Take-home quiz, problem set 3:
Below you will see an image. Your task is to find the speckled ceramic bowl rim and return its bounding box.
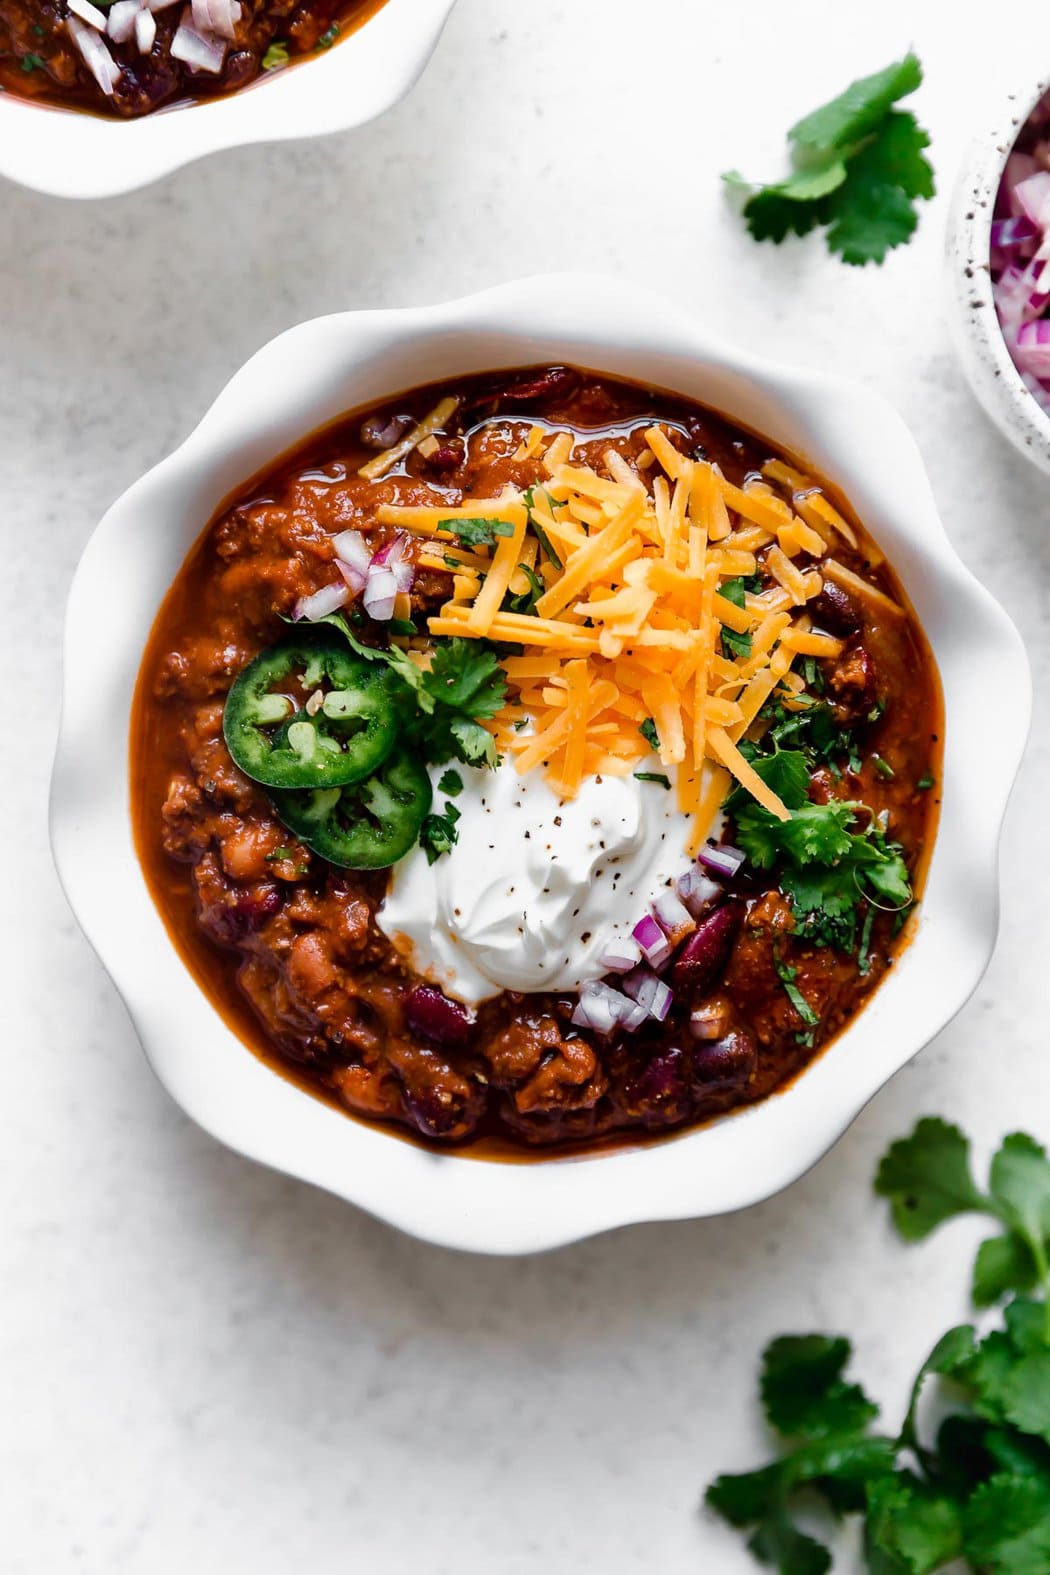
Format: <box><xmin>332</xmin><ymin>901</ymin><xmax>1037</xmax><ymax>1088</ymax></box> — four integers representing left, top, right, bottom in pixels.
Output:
<box><xmin>50</xmin><ymin>273</ymin><xmax>1031</xmax><ymax>1255</ymax></box>
<box><xmin>0</xmin><ymin>0</ymin><xmax>456</xmax><ymax>199</ymax></box>
<box><xmin>946</xmin><ymin>74</ymin><xmax>1050</xmax><ymax>476</ymax></box>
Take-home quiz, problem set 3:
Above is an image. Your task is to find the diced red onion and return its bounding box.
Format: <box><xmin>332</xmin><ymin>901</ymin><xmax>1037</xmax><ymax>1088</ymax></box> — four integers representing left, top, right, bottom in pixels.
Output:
<box><xmin>293</xmin><ymin>581</ymin><xmax>350</xmax><ymax>622</ymax></box>
<box><xmin>171</xmin><ymin>10</ymin><xmax>226</xmax><ymax>71</ymax></box>
<box><xmin>67</xmin><ymin>16</ymin><xmax>121</xmax><ymax>92</ymax></box>
<box><xmin>363</xmin><ymin>563</ymin><xmax>398</xmax><ymax>622</ymax></box>
<box><xmin>571</xmin><ymin>980</ymin><xmax>644</xmax><ymax>1037</ymax></box>
<box><xmin>190</xmin><ymin>0</ymin><xmax>239</xmax><ymax>38</ymax></box>
<box><xmin>631</xmin><ymin>912</ymin><xmax>671</xmax><ymax>969</ymax></box>
<box><xmin>621</xmin><ymin>967</ymin><xmax>673</xmax><ymax>1022</ymax></box>
<box><xmin>69</xmin><ymin>0</ymin><xmax>108</xmax><ymax>29</ymax></box>
<box><xmin>1014</xmin><ymin>172</ymin><xmax>1050</xmax><ymax>230</ymax></box>
<box><xmin>134</xmin><ymin>7</ymin><xmax>155</xmax><ymax>49</ymax></box>
<box><xmin>651</xmin><ymin>889</ymin><xmax>696</xmax><ymax>946</ymax></box>
<box><xmin>331</xmin><ymin>529</ymin><xmax>372</xmax><ymax>574</ymax></box>
<box><xmin>675</xmin><ymin>865</ymin><xmax>722</xmax><ymax>918</ymax></box>
<box><xmin>599</xmin><ymin>936</ymin><xmax>643</xmax><ymax>974</ymax></box>
<box><xmin>371</xmin><ymin>532</ymin><xmax>416</xmax><ymax>594</ymax></box>
<box><xmin>1016</xmin><ymin>318</ymin><xmax>1050</xmax><ymax>378</ymax></box>
<box><xmin>697</xmin><ymin>842</ymin><xmax>747</xmax><ymax>882</ymax></box>
<box><xmin>690</xmin><ymin>1000</ymin><xmax>731</xmax><ymax>1041</ymax></box>
<box><xmin>146</xmin><ymin>0</ymin><xmax>181</xmax><ymax>11</ymax></box>
<box><xmin>991</xmin><ymin>216</ymin><xmax>1039</xmax><ymax>256</ymax></box>
<box><xmin>106</xmin><ymin>0</ymin><xmax>140</xmax><ymax>41</ymax></box>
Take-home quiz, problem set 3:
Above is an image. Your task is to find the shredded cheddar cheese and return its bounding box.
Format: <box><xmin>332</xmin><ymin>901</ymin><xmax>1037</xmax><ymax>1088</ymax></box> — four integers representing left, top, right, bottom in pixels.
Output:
<box><xmin>383</xmin><ymin>428</ymin><xmax>873</xmax><ymax>829</ymax></box>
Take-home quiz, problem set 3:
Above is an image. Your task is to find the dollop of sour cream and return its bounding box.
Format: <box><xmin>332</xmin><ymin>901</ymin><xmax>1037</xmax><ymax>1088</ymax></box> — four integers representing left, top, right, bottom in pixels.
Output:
<box><xmin>377</xmin><ymin>760</ymin><xmax>708</xmax><ymax>1006</ymax></box>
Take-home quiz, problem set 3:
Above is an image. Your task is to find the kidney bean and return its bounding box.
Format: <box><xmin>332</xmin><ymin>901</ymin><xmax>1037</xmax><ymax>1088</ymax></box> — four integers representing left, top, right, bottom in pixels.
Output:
<box><xmin>692</xmin><ymin>1031</ymin><xmax>757</xmax><ymax>1091</ymax></box>
<box><xmin>811</xmin><ymin>579</ymin><xmax>863</xmax><ymax>637</ymax></box>
<box><xmin>405</xmin><ymin>984</ymin><xmax>476</xmax><ymax>1049</ymax></box>
<box><xmin>425</xmin><ymin>441</ymin><xmax>463</xmax><ymax>474</ymax></box>
<box><xmin>621</xmin><ymin>1046</ymin><xmax>690</xmax><ymax>1126</ymax></box>
<box><xmin>208</xmin><ymin>884</ymin><xmax>281</xmax><ymax>944</ymax></box>
<box><xmin>672</xmin><ymin>902</ymin><xmax>743</xmax><ymax>994</ymax></box>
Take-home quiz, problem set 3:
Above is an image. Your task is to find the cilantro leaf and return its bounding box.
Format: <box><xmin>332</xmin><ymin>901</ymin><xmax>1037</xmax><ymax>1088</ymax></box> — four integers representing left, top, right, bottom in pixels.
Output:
<box><xmin>640</xmin><ymin>716</ymin><xmax>660</xmax><ymax>751</ymax></box>
<box><xmin>421</xmin><ymin>638</ymin><xmax>507</xmax><ymax>719</ymax></box>
<box><xmin>961</xmin><ymin>1472</ymin><xmax>1050</xmax><ymax>1572</ymax></box>
<box><xmin>863</xmin><ymin>1472</ymin><xmax>962</xmax><ymax>1575</ymax></box>
<box><xmin>725</xmin><ymin>53</ymin><xmax>932</xmax><ymax>266</ymax></box>
<box><xmin>989</xmin><ymin>1134</ymin><xmax>1050</xmax><ymax>1254</ymax></box>
<box><xmin>761</xmin><ymin>1335</ymin><xmax>878</xmax><ymax>1441</ymax></box>
<box><xmin>448</xmin><ymin>715</ymin><xmax>498</xmax><ymax>769</ymax></box>
<box><xmin>973</xmin><ymin>1234</ymin><xmax>1039</xmax><ymax>1308</ymax></box>
<box><xmin>437</xmin><ymin>768</ymin><xmax>463</xmax><ymax>797</ymax></box>
<box><xmin>419</xmin><ymin>801</ymin><xmax>461</xmax><ymax>864</ymax></box>
<box><xmin>438</xmin><ymin>516</ymin><xmax>515</xmax><ymax>550</ymax></box>
<box><xmin>874</xmin><ymin>1117</ymin><xmax>988</xmax><ymax>1240</ymax></box>
<box><xmin>788</xmin><ymin>53</ymin><xmax>923</xmax><ymax>157</ymax></box>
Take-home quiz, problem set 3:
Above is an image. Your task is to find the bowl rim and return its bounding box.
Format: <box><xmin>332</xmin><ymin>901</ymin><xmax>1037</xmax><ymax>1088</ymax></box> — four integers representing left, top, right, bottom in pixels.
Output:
<box><xmin>50</xmin><ymin>272</ymin><xmax>1032</xmax><ymax>1255</ymax></box>
<box><xmin>945</xmin><ymin>73</ymin><xmax>1050</xmax><ymax>473</ymax></box>
<box><xmin>0</xmin><ymin>0</ymin><xmax>457</xmax><ymax>198</ymax></box>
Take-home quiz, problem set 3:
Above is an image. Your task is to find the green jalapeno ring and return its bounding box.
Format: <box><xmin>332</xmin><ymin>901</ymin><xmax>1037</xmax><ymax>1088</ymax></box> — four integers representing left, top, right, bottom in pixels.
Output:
<box><xmin>268</xmin><ymin>749</ymin><xmax>433</xmax><ymax>870</ymax></box>
<box><xmin>223</xmin><ymin>634</ymin><xmax>401</xmax><ymax>790</ymax></box>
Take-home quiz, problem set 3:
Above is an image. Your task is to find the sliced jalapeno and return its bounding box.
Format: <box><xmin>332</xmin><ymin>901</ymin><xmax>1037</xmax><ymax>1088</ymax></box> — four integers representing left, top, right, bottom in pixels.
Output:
<box><xmin>269</xmin><ymin>750</ymin><xmax>432</xmax><ymax>870</ymax></box>
<box><xmin>223</xmin><ymin>635</ymin><xmax>400</xmax><ymax>789</ymax></box>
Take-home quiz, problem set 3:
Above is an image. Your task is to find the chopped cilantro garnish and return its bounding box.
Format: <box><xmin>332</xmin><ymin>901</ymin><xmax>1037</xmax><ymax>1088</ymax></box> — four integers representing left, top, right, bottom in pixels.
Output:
<box><xmin>639</xmin><ymin>717</ymin><xmax>660</xmax><ymax>751</ymax></box>
<box><xmin>262</xmin><ymin>40</ymin><xmax>289</xmax><ymax>69</ymax></box>
<box><xmin>317</xmin><ymin>22</ymin><xmax>339</xmax><ymax>46</ymax></box>
<box><xmin>439</xmin><ymin>516</ymin><xmax>515</xmax><ymax>550</ymax></box>
<box><xmin>437</xmin><ymin>769</ymin><xmax>463</xmax><ymax>797</ymax></box>
<box><xmin>634</xmin><ymin>772</ymin><xmax>671</xmax><ymax>789</ymax></box>
<box><xmin>708</xmin><ymin>1117</ymin><xmax>1050</xmax><ymax>1573</ymax></box>
<box><xmin>723</xmin><ymin>53</ymin><xmax>934</xmax><ymax>265</ymax></box>
<box><xmin>727</xmin><ymin>748</ymin><xmax>912</xmax><ymax>959</ymax></box>
<box><xmin>719</xmin><ymin>576</ymin><xmax>758</xmax><ymax>661</ymax></box>
<box><xmin>772</xmin><ymin>940</ymin><xmax>820</xmax><ymax>1026</ymax></box>
<box><xmin>873</xmin><ymin>754</ymin><xmax>896</xmax><ymax>780</ymax></box>
<box><xmin>21</xmin><ymin>52</ymin><xmax>45</xmax><ymax>70</ymax></box>
<box><xmin>419</xmin><ymin>802</ymin><xmax>461</xmax><ymax>864</ymax></box>
<box><xmin>523</xmin><ymin>486</ymin><xmax>564</xmax><ymax>568</ymax></box>
<box><xmin>857</xmin><ymin>905</ymin><xmax>876</xmax><ymax>976</ymax></box>
<box><xmin>310</xmin><ymin>613</ymin><xmax>506</xmax><ymax>771</ymax></box>
<box><xmin>917</xmin><ymin>772</ymin><xmax>936</xmax><ymax>791</ymax></box>
<box><xmin>506</xmin><ymin>563</ymin><xmax>545</xmax><ymax>616</ymax></box>
<box><xmin>389</xmin><ymin>617</ymin><xmax>416</xmax><ymax>636</ymax></box>
<box><xmin>266</xmin><ymin>846</ymin><xmax>296</xmax><ymax>863</ymax></box>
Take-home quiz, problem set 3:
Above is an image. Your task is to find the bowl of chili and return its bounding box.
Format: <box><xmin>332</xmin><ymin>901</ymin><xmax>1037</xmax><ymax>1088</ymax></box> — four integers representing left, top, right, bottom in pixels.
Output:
<box><xmin>51</xmin><ymin>274</ymin><xmax>1030</xmax><ymax>1253</ymax></box>
<box><xmin>0</xmin><ymin>0</ymin><xmax>455</xmax><ymax>198</ymax></box>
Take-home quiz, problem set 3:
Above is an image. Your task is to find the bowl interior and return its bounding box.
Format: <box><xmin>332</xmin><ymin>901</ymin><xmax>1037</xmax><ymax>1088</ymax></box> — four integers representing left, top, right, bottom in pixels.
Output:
<box><xmin>51</xmin><ymin>276</ymin><xmax>1031</xmax><ymax>1252</ymax></box>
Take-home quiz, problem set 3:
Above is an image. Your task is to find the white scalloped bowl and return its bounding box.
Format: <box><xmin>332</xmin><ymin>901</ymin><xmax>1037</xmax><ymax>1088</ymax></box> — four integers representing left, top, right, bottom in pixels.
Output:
<box><xmin>51</xmin><ymin>274</ymin><xmax>1030</xmax><ymax>1255</ymax></box>
<box><xmin>0</xmin><ymin>0</ymin><xmax>455</xmax><ymax>198</ymax></box>
<box><xmin>946</xmin><ymin>74</ymin><xmax>1050</xmax><ymax>477</ymax></box>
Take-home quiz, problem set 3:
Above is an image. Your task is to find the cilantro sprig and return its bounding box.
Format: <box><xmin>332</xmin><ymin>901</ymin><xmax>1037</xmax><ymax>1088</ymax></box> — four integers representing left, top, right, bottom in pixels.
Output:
<box><xmin>726</xmin><ymin>748</ymin><xmax>912</xmax><ymax>954</ymax></box>
<box><xmin>724</xmin><ymin>53</ymin><xmax>935</xmax><ymax>265</ymax></box>
<box><xmin>314</xmin><ymin>613</ymin><xmax>506</xmax><ymax>770</ymax></box>
<box><xmin>707</xmin><ymin>1118</ymin><xmax>1050</xmax><ymax>1574</ymax></box>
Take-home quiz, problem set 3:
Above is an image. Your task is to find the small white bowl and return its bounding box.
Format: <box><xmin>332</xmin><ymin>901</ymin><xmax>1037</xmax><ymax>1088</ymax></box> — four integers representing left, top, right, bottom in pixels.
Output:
<box><xmin>946</xmin><ymin>75</ymin><xmax>1050</xmax><ymax>477</ymax></box>
<box><xmin>0</xmin><ymin>0</ymin><xmax>455</xmax><ymax>199</ymax></box>
<box><xmin>51</xmin><ymin>274</ymin><xmax>1030</xmax><ymax>1255</ymax></box>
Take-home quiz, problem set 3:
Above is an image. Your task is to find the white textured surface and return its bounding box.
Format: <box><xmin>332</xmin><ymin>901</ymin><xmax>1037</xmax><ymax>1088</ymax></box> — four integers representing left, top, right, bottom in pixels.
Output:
<box><xmin>4</xmin><ymin>3</ymin><xmax>1049</xmax><ymax>1571</ymax></box>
